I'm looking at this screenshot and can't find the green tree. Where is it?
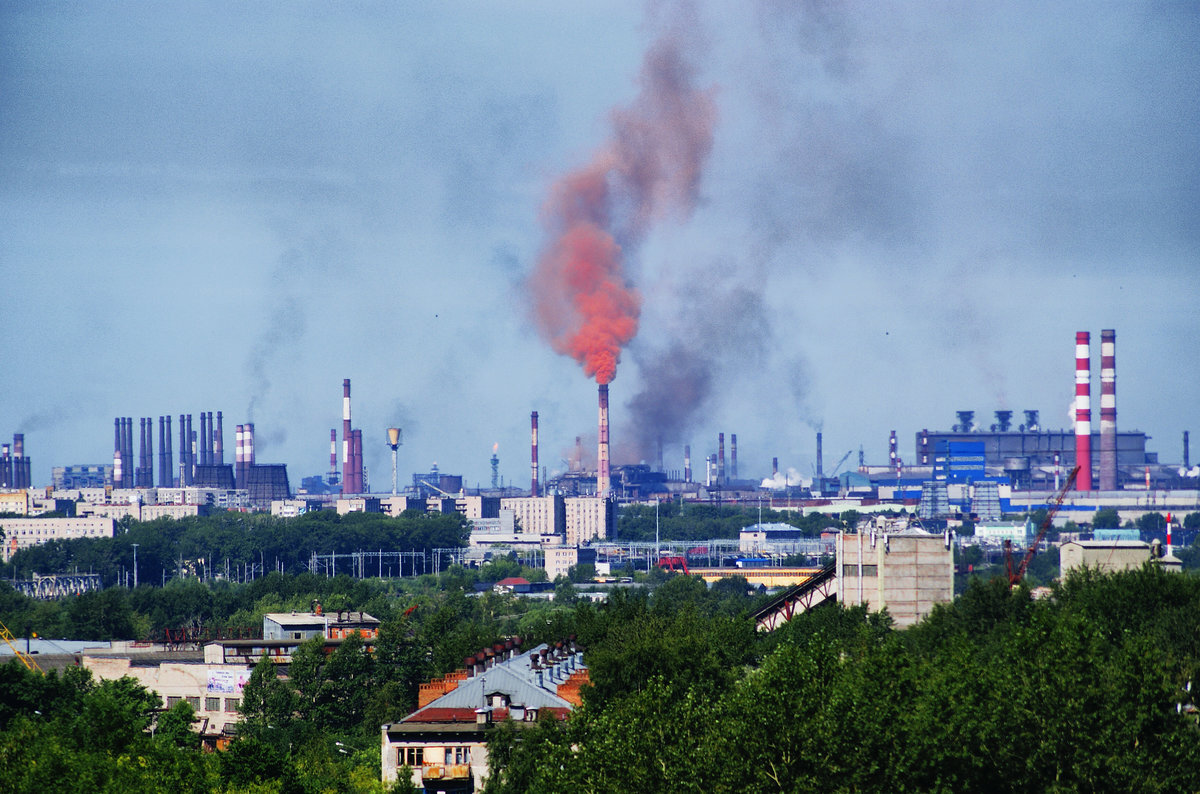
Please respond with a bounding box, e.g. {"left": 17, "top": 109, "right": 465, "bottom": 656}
{"left": 239, "top": 651, "right": 296, "bottom": 733}
{"left": 1093, "top": 507, "right": 1121, "bottom": 529}
{"left": 1137, "top": 512, "right": 1166, "bottom": 533}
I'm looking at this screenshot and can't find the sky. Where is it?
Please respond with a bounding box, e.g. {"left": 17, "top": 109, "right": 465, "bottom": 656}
{"left": 2, "top": 1, "right": 1198, "bottom": 490}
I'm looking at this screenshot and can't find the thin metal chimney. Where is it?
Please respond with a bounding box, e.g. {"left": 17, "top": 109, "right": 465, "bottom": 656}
{"left": 1099, "top": 329, "right": 1117, "bottom": 490}
{"left": 531, "top": 411, "right": 540, "bottom": 497}
{"left": 718, "top": 433, "right": 725, "bottom": 485}
{"left": 164, "top": 415, "right": 173, "bottom": 486}
{"left": 1075, "top": 331, "right": 1093, "bottom": 491}
{"left": 1185, "top": 431, "right": 1191, "bottom": 470}
{"left": 772, "top": 456, "right": 778, "bottom": 476}
{"left": 816, "top": 431, "right": 823, "bottom": 477}
{"left": 730, "top": 434, "right": 738, "bottom": 480}
{"left": 597, "top": 384, "right": 610, "bottom": 496}
{"left": 684, "top": 444, "right": 692, "bottom": 483}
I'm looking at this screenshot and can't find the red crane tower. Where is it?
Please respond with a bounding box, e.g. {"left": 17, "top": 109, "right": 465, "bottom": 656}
{"left": 1005, "top": 464, "right": 1081, "bottom": 587}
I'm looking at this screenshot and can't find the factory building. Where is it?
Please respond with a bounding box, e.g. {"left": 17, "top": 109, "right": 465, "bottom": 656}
{"left": 0, "top": 434, "right": 33, "bottom": 489}
{"left": 835, "top": 519, "right": 954, "bottom": 628}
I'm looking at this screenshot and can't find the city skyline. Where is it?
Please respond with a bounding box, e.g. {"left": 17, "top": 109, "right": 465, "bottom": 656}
{"left": 3, "top": 2, "right": 1197, "bottom": 488}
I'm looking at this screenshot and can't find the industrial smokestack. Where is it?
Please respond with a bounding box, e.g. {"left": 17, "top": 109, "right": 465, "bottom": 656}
{"left": 235, "top": 424, "right": 244, "bottom": 488}
{"left": 114, "top": 419, "right": 122, "bottom": 488}
{"left": 772, "top": 456, "right": 778, "bottom": 476}
{"left": 199, "top": 412, "right": 208, "bottom": 467}
{"left": 574, "top": 436, "right": 583, "bottom": 473}
{"left": 180, "top": 414, "right": 189, "bottom": 486}
{"left": 207, "top": 411, "right": 215, "bottom": 466}
{"left": 684, "top": 444, "right": 692, "bottom": 483}
{"left": 141, "top": 417, "right": 151, "bottom": 487}
{"left": 816, "top": 431, "right": 823, "bottom": 477}
{"left": 889, "top": 431, "right": 898, "bottom": 467}
{"left": 329, "top": 429, "right": 338, "bottom": 480}
{"left": 1099, "top": 329, "right": 1117, "bottom": 490}
{"left": 388, "top": 428, "right": 402, "bottom": 495}
{"left": 531, "top": 411, "right": 540, "bottom": 496}
{"left": 718, "top": 432, "right": 725, "bottom": 485}
{"left": 1075, "top": 331, "right": 1093, "bottom": 491}
{"left": 597, "top": 384, "right": 610, "bottom": 496}
{"left": 215, "top": 411, "right": 224, "bottom": 465}
{"left": 351, "top": 429, "right": 363, "bottom": 493}
{"left": 1185, "top": 431, "right": 1191, "bottom": 470}
{"left": 730, "top": 434, "right": 738, "bottom": 480}
{"left": 164, "top": 415, "right": 173, "bottom": 486}
{"left": 342, "top": 379, "right": 353, "bottom": 494}
{"left": 245, "top": 423, "right": 255, "bottom": 466}
{"left": 157, "top": 416, "right": 165, "bottom": 487}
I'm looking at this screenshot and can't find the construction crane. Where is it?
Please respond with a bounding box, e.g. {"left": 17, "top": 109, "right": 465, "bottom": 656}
{"left": 0, "top": 620, "right": 42, "bottom": 673}
{"left": 1005, "top": 464, "right": 1080, "bottom": 587}
{"left": 830, "top": 450, "right": 854, "bottom": 478}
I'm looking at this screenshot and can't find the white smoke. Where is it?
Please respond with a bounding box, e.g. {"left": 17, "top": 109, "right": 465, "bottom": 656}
{"left": 760, "top": 467, "right": 804, "bottom": 490}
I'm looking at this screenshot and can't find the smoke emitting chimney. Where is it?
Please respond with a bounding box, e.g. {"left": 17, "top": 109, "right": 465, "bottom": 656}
{"left": 684, "top": 444, "right": 692, "bottom": 483}
{"left": 1075, "top": 331, "right": 1093, "bottom": 491}
{"left": 597, "top": 384, "right": 610, "bottom": 496}
{"left": 531, "top": 411, "right": 540, "bottom": 497}
{"left": 718, "top": 432, "right": 725, "bottom": 485}
{"left": 1099, "top": 329, "right": 1117, "bottom": 491}
{"left": 772, "top": 456, "right": 778, "bottom": 476}
{"left": 816, "top": 431, "right": 823, "bottom": 477}
{"left": 730, "top": 434, "right": 738, "bottom": 480}
{"left": 1185, "top": 431, "right": 1191, "bottom": 470}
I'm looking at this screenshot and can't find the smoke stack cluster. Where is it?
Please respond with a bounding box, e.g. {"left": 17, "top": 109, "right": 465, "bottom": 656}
{"left": 1099, "top": 329, "right": 1117, "bottom": 490}
{"left": 530, "top": 411, "right": 540, "bottom": 497}
{"left": 235, "top": 423, "right": 256, "bottom": 489}
{"left": 0, "top": 435, "right": 31, "bottom": 489}
{"left": 597, "top": 384, "right": 610, "bottom": 496}
{"left": 1074, "top": 332, "right": 1093, "bottom": 491}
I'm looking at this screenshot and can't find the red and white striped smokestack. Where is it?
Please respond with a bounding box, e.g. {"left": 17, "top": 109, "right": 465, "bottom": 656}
{"left": 1099, "top": 329, "right": 1117, "bottom": 491}
{"left": 329, "top": 429, "right": 338, "bottom": 477}
{"left": 342, "top": 379, "right": 353, "bottom": 494}
{"left": 352, "top": 429, "right": 363, "bottom": 493}
{"left": 530, "top": 411, "right": 540, "bottom": 497}
{"left": 718, "top": 433, "right": 725, "bottom": 485}
{"left": 684, "top": 444, "right": 692, "bottom": 483}
{"left": 114, "top": 419, "right": 122, "bottom": 487}
{"left": 597, "top": 384, "right": 610, "bottom": 496}
{"left": 1075, "top": 331, "right": 1093, "bottom": 491}
{"left": 235, "top": 424, "right": 244, "bottom": 488}
{"left": 245, "top": 423, "right": 255, "bottom": 472}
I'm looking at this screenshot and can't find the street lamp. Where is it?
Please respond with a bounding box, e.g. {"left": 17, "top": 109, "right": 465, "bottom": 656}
{"left": 131, "top": 544, "right": 138, "bottom": 589}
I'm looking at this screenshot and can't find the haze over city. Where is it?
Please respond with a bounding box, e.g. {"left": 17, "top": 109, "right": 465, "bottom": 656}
{"left": 3, "top": 1, "right": 1197, "bottom": 490}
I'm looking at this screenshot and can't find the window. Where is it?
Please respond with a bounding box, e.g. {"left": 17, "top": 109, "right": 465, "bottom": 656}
{"left": 454, "top": 746, "right": 470, "bottom": 764}
{"left": 400, "top": 747, "right": 423, "bottom": 767}
{"left": 206, "top": 697, "right": 221, "bottom": 712}
{"left": 860, "top": 565, "right": 878, "bottom": 577}
{"left": 185, "top": 696, "right": 200, "bottom": 710}
{"left": 225, "top": 698, "right": 240, "bottom": 713}
{"left": 166, "top": 696, "right": 182, "bottom": 708}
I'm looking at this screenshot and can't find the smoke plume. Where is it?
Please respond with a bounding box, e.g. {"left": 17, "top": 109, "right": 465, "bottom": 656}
{"left": 529, "top": 20, "right": 716, "bottom": 386}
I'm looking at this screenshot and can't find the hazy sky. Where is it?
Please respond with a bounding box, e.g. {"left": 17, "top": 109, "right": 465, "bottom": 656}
{"left": 2, "top": 1, "right": 1197, "bottom": 490}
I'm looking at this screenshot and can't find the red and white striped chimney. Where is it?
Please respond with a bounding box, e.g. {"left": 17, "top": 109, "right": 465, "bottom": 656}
{"left": 684, "top": 444, "right": 692, "bottom": 483}
{"left": 530, "top": 411, "right": 540, "bottom": 497}
{"left": 1074, "top": 331, "right": 1093, "bottom": 491}
{"left": 329, "top": 429, "right": 338, "bottom": 478}
{"left": 342, "top": 379, "right": 353, "bottom": 494}
{"left": 1099, "top": 329, "right": 1117, "bottom": 490}
{"left": 597, "top": 384, "right": 610, "bottom": 496}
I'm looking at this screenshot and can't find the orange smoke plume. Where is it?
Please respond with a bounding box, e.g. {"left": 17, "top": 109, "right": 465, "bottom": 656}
{"left": 530, "top": 29, "right": 715, "bottom": 385}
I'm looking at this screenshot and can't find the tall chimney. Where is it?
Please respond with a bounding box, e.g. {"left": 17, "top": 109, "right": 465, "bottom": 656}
{"left": 214, "top": 411, "right": 224, "bottom": 465}
{"left": 164, "top": 415, "right": 173, "bottom": 486}
{"left": 1184, "top": 431, "right": 1191, "bottom": 470}
{"left": 0, "top": 444, "right": 9, "bottom": 488}
{"left": 718, "top": 433, "right": 725, "bottom": 485}
{"left": 772, "top": 456, "right": 778, "bottom": 476}
{"left": 342, "top": 379, "right": 353, "bottom": 494}
{"left": 179, "top": 415, "right": 189, "bottom": 486}
{"left": 201, "top": 412, "right": 210, "bottom": 467}
{"left": 684, "top": 444, "right": 692, "bottom": 483}
{"left": 597, "top": 384, "right": 610, "bottom": 496}
{"left": 889, "top": 431, "right": 898, "bottom": 469}
{"left": 530, "top": 411, "right": 540, "bottom": 497}
{"left": 1075, "top": 331, "right": 1093, "bottom": 491}
{"left": 186, "top": 413, "right": 195, "bottom": 486}
{"left": 113, "top": 420, "right": 123, "bottom": 489}
{"left": 157, "top": 416, "right": 165, "bottom": 486}
{"left": 816, "top": 431, "right": 823, "bottom": 477}
{"left": 142, "top": 417, "right": 151, "bottom": 487}
{"left": 730, "top": 434, "right": 738, "bottom": 480}
{"left": 352, "top": 429, "right": 363, "bottom": 493}
{"left": 235, "top": 424, "right": 244, "bottom": 488}
{"left": 329, "top": 429, "right": 338, "bottom": 479}
{"left": 1099, "top": 329, "right": 1117, "bottom": 490}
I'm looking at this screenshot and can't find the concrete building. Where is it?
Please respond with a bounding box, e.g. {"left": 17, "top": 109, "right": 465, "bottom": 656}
{"left": 544, "top": 545, "right": 596, "bottom": 581}
{"left": 262, "top": 609, "right": 379, "bottom": 641}
{"left": 1059, "top": 540, "right": 1153, "bottom": 577}
{"left": 501, "top": 495, "right": 566, "bottom": 538}
{"left": 836, "top": 520, "right": 954, "bottom": 628}
{"left": 564, "top": 496, "right": 613, "bottom": 546}
{"left": 382, "top": 639, "right": 586, "bottom": 792}
{"left": 0, "top": 516, "right": 115, "bottom": 562}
